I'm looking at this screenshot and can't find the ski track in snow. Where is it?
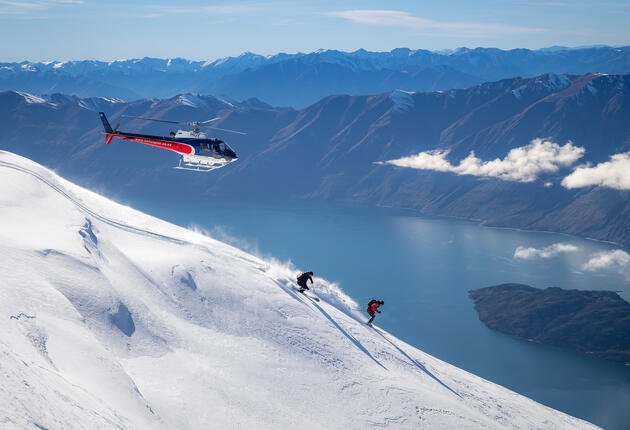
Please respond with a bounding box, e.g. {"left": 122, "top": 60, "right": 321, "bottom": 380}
{"left": 0, "top": 151, "right": 599, "bottom": 429}
{"left": 0, "top": 160, "right": 188, "bottom": 247}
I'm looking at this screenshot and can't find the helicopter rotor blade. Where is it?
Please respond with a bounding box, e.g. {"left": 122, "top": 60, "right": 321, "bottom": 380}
{"left": 122, "top": 115, "right": 186, "bottom": 125}
{"left": 206, "top": 126, "right": 247, "bottom": 135}
{"left": 121, "top": 115, "right": 246, "bottom": 134}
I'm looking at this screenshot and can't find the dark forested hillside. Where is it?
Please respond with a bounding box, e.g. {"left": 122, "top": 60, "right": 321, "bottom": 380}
{"left": 469, "top": 284, "right": 630, "bottom": 364}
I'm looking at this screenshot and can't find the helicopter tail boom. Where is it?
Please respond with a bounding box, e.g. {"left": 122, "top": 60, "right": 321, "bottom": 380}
{"left": 99, "top": 112, "right": 117, "bottom": 144}
{"left": 99, "top": 112, "right": 113, "bottom": 133}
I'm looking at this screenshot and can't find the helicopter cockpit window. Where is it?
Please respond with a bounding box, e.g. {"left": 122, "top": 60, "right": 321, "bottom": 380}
{"left": 200, "top": 142, "right": 210, "bottom": 152}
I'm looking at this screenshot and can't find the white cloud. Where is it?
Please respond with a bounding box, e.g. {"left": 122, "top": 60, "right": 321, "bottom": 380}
{"left": 561, "top": 152, "right": 630, "bottom": 190}
{"left": 380, "top": 139, "right": 585, "bottom": 183}
{"left": 142, "top": 4, "right": 260, "bottom": 18}
{"left": 583, "top": 249, "right": 630, "bottom": 272}
{"left": 514, "top": 243, "right": 579, "bottom": 259}
{"left": 327, "top": 9, "right": 546, "bottom": 36}
{"left": 0, "top": 0, "right": 82, "bottom": 14}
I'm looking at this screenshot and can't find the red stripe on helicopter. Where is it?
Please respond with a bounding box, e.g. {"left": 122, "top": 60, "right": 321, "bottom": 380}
{"left": 122, "top": 136, "right": 193, "bottom": 154}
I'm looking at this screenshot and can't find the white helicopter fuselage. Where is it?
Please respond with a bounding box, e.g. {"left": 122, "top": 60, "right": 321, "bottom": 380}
{"left": 174, "top": 129, "right": 207, "bottom": 139}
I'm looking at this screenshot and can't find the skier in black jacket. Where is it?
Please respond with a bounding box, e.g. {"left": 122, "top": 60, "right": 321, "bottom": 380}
{"left": 297, "top": 271, "right": 314, "bottom": 293}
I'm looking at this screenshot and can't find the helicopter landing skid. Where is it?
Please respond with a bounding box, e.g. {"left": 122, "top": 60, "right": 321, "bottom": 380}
{"left": 174, "top": 154, "right": 230, "bottom": 172}
{"left": 174, "top": 164, "right": 220, "bottom": 172}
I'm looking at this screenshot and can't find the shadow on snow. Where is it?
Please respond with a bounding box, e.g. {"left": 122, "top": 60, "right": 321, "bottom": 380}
{"left": 373, "top": 327, "right": 461, "bottom": 398}
{"left": 309, "top": 299, "right": 387, "bottom": 370}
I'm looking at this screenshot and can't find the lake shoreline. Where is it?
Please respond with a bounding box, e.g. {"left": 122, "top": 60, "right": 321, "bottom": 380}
{"left": 469, "top": 284, "right": 630, "bottom": 365}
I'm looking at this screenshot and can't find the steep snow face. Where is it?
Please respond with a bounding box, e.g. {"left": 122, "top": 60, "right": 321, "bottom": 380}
{"left": 512, "top": 84, "right": 528, "bottom": 99}
{"left": 536, "top": 73, "right": 571, "bottom": 92}
{"left": 171, "top": 93, "right": 235, "bottom": 109}
{"left": 77, "top": 96, "right": 125, "bottom": 111}
{"left": 0, "top": 151, "right": 598, "bottom": 429}
{"left": 390, "top": 89, "right": 416, "bottom": 113}
{"left": 176, "top": 94, "right": 207, "bottom": 108}
{"left": 15, "top": 91, "right": 53, "bottom": 106}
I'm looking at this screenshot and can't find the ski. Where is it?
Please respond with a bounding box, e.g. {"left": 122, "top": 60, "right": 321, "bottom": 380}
{"left": 292, "top": 286, "right": 320, "bottom": 302}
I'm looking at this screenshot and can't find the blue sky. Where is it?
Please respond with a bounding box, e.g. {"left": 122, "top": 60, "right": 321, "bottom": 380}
{"left": 1, "top": 0, "right": 629, "bottom": 61}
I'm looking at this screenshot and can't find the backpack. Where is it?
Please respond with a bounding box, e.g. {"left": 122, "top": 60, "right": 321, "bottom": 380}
{"left": 367, "top": 299, "right": 377, "bottom": 312}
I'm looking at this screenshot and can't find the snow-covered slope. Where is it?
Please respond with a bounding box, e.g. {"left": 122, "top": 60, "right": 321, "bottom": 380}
{"left": 0, "top": 151, "right": 597, "bottom": 429}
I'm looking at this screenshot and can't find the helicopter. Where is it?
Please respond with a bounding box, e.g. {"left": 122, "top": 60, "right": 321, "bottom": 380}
{"left": 98, "top": 112, "right": 245, "bottom": 172}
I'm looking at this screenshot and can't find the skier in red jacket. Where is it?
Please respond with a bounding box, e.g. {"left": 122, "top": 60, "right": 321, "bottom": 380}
{"left": 366, "top": 299, "right": 384, "bottom": 325}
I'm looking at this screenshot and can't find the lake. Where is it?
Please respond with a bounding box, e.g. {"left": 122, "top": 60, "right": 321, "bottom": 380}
{"left": 126, "top": 195, "right": 630, "bottom": 429}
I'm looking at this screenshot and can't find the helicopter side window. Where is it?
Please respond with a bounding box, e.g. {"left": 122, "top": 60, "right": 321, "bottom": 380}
{"left": 200, "top": 142, "right": 210, "bottom": 153}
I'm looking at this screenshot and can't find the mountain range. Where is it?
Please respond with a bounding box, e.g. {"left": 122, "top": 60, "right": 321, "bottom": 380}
{"left": 2, "top": 46, "right": 629, "bottom": 107}
{"left": 1, "top": 70, "right": 629, "bottom": 245}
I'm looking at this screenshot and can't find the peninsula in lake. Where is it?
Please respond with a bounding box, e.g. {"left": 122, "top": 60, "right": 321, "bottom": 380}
{"left": 469, "top": 284, "right": 630, "bottom": 364}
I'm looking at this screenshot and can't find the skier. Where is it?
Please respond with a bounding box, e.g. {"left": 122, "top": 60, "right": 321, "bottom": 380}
{"left": 366, "top": 299, "right": 384, "bottom": 325}
{"left": 297, "top": 271, "right": 314, "bottom": 293}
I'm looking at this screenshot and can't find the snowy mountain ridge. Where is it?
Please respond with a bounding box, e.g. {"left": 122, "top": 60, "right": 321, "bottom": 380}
{"left": 4, "top": 45, "right": 628, "bottom": 75}
{"left": 2, "top": 45, "right": 629, "bottom": 107}
{"left": 0, "top": 151, "right": 598, "bottom": 429}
